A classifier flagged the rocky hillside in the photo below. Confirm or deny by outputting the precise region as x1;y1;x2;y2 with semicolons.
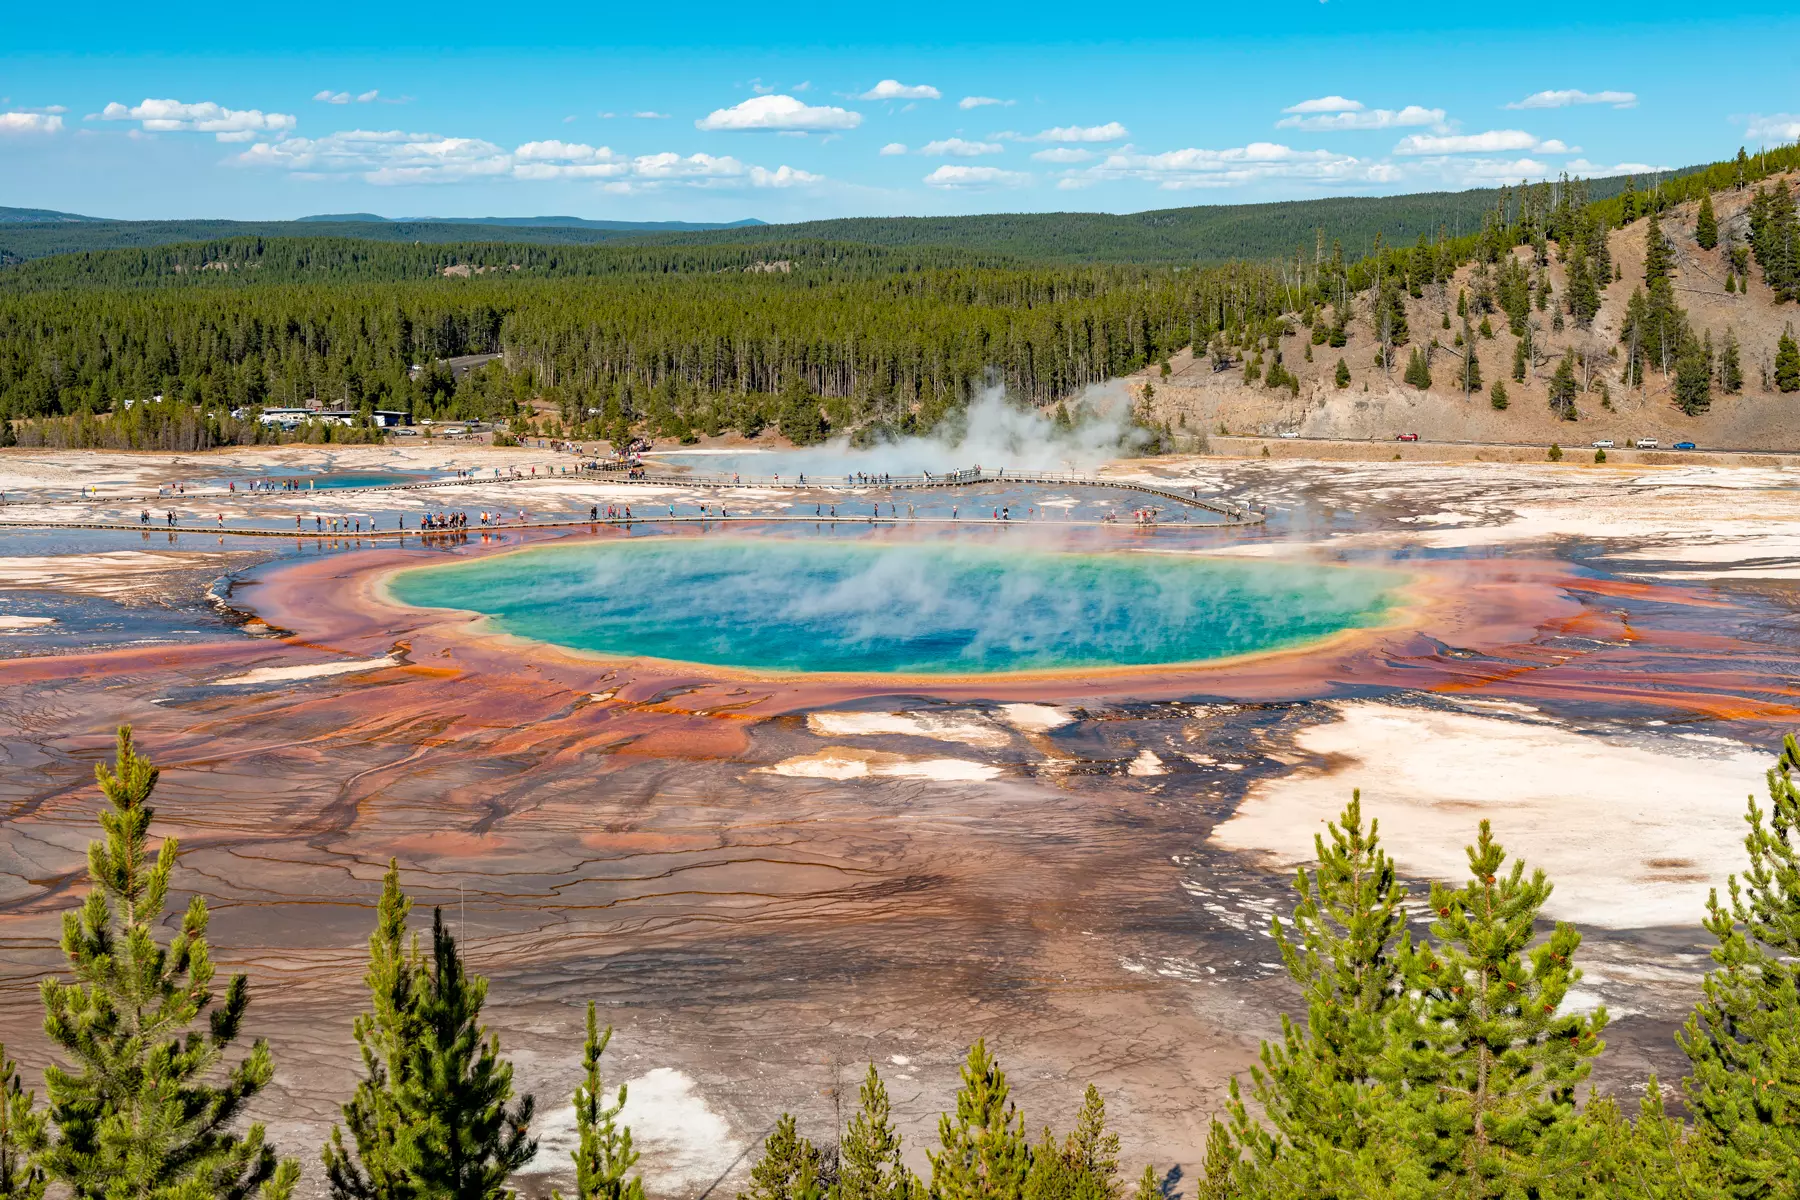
1145;174;1800;451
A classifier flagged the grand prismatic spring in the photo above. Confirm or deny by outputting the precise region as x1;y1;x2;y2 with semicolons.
4;438;1800;1191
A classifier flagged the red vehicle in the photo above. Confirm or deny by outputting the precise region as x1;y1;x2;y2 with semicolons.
1396;433;1420;441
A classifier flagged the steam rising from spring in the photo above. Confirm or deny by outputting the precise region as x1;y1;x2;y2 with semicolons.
651;383;1148;477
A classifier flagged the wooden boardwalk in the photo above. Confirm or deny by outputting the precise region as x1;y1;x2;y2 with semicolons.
0;464;1265;527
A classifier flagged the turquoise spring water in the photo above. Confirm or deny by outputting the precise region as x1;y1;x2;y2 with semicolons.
387;538;1398;675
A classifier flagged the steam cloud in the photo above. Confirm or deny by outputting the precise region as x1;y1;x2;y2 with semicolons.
650;382;1149;478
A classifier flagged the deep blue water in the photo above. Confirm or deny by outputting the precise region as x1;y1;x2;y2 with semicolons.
387;538;1397;675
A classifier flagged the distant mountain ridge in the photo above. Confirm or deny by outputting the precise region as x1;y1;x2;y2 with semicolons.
294;213;767;231
0;160;1713;265
0;206;108;224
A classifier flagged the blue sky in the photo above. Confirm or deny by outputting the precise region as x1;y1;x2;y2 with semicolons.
2;0;1796;222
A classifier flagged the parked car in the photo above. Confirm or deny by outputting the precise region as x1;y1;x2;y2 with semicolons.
1636;438;1660;450
1279;431;1300;439
1396;432;1420;441
1673;441;1697;450
1591;439;1614;449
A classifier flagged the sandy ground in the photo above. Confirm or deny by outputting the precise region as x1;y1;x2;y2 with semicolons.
2;446;1800;1195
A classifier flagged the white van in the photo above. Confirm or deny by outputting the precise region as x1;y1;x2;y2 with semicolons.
1591;439;1614;449
1636;438;1659;450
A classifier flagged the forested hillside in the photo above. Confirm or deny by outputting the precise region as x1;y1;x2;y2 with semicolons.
2;143;1796;452
0;161;1705;267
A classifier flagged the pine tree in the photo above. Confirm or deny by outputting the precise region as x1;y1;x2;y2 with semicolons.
1131;1165;1162;1200
741;1114;829;1200
839;1065;915;1200
1333;359;1350;389
1511;339;1527;383
1678;734;1800;1196
1697;191;1720;250
1221;794;1418;1198
1060;1087;1118;1197
1490;380;1509;411
325;864;536;1200
1676;331;1714;415
1777;329;1800;394
1721;328;1744;394
1549;349;1579;419
1403;346;1432;390
1644;208;1673;287
1384;822;1607;1195
0;1044;46;1200
38;727;298;1200
778;374;826;446
929;1041;1030;1200
553;1003;641;1200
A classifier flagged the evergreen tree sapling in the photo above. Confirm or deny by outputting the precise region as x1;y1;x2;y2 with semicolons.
930;1041;1030;1200
1549;350;1579;419
1403;347;1432;391
1490;381;1509;411
741;1115;830;1200
1777;329;1800;394
1697;191;1719;251
38;727;298;1200
1720;328;1745;394
1677;734;1800;1195
1676;331;1715;415
1022;1085;1120;1200
1333;359;1351;389
554;1003;642;1200
0;1044;46;1200
1220;793;1419;1198
839;1065;916;1200
1385;822;1607;1194
324;863;536;1200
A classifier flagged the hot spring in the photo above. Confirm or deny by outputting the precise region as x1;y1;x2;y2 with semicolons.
386;538;1400;675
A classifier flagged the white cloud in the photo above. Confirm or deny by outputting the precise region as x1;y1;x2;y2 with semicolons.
510;140;630;179
749;164;823;187
1025;122;1128;143
315;90;350;104
923;164;1030;189
358;89;380;103
879;142;908;155
236;128;821;190
597;111;616;119
920;137;1003;157
1282;96;1364;114
1507;89;1638;110
859;80;941;101
1564;158;1670;177
1745;113;1800;144
634;111;670;120
100;98;297;141
1403;156;1553;186
1067;142;1368;190
1031;147;1092;163
0;112;63;135
695;94;860;132
235;129;512;183
1393;130;1574;155
959;96;1013;110
1278;105;1448;133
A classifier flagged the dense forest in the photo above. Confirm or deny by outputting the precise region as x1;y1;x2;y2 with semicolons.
0;158;1717;267
1;142;1797;451
7;725;1800;1199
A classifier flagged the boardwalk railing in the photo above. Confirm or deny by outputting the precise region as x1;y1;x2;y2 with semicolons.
585;465;1265;523
2;462;1264;525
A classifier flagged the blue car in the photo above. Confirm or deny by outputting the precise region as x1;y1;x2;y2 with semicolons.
1673;441;1697;450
